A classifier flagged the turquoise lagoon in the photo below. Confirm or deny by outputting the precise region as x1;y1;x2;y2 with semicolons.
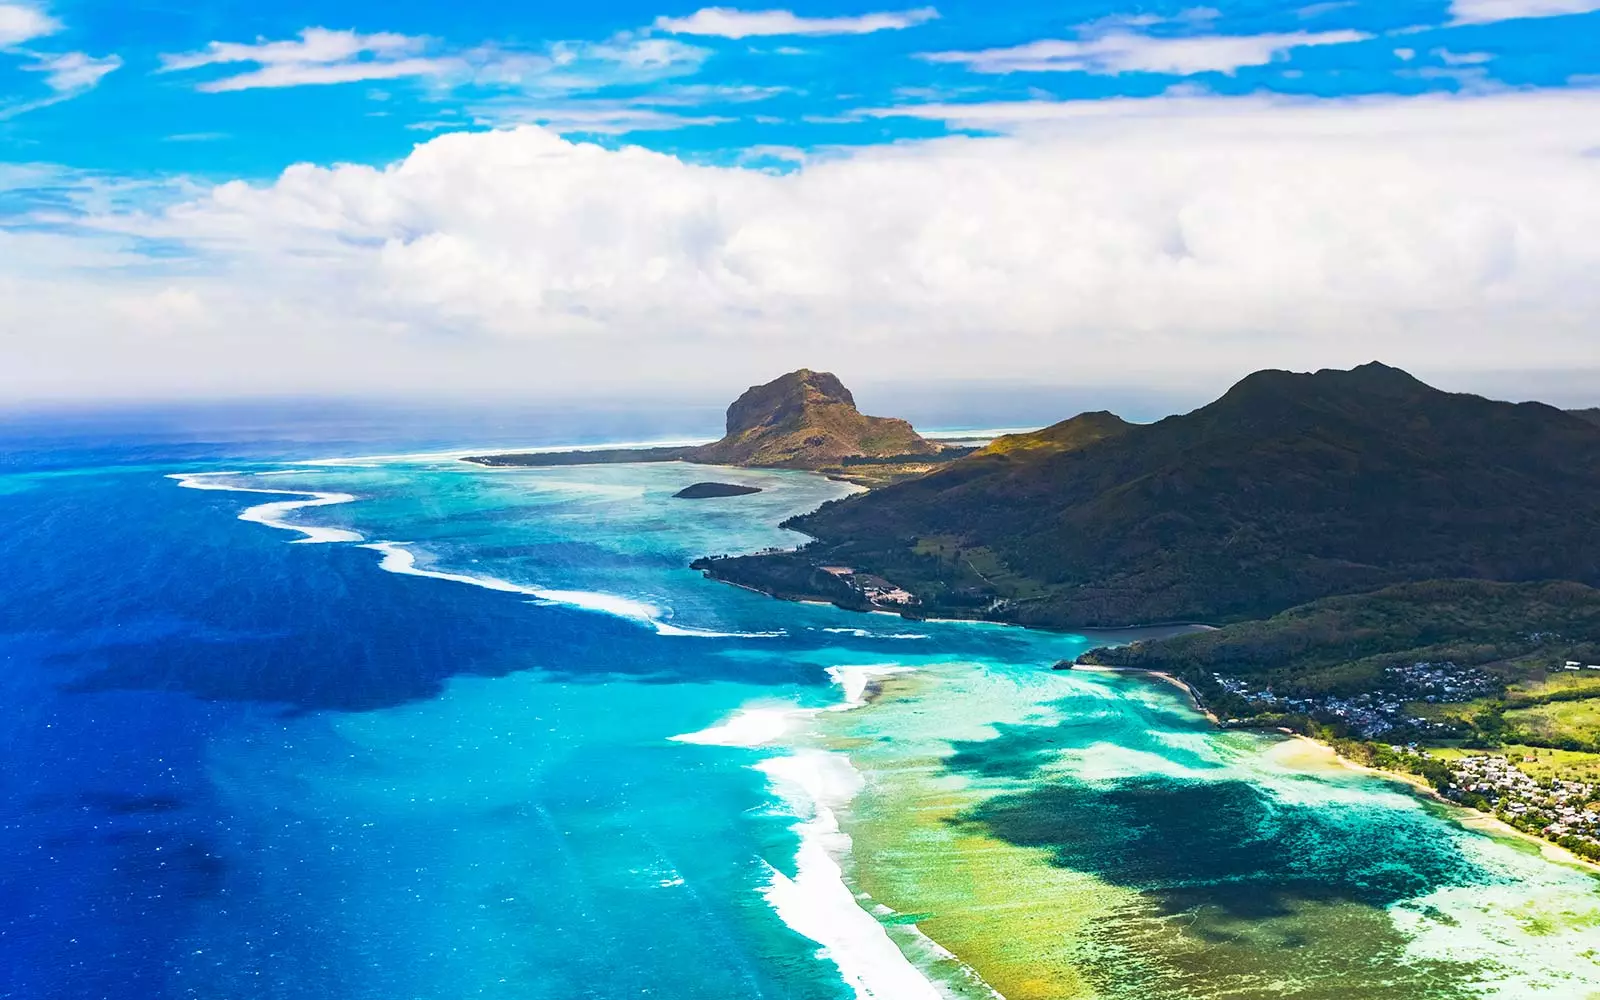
4;450;1598;999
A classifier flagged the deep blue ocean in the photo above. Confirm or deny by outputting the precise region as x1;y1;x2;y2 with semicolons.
4;406;1598;1000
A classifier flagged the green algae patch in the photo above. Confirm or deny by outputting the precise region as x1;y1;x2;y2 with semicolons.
810;659;1600;999
845;768;1112;1000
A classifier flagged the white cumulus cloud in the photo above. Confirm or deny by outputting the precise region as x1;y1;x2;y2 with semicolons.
158;27;710;108
1450;0;1600;23
23;50;123;92
0;2;57;46
160;27;448;92
654;6;938;37
922;28;1368;75
3;90;1600;401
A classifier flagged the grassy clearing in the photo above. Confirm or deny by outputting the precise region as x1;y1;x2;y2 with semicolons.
1506;699;1600;749
1499;745;1600;784
1419;745;1600;785
1408;698;1497;725
910;536;1051;600
1506;671;1600;704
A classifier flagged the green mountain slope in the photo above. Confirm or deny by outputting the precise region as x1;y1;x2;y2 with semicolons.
716;363;1600;626
1079;578;1600;697
976;411;1131;457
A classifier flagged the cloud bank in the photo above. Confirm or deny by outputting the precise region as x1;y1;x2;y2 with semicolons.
1449;0;1600;24
0;2;56;46
160;28;448;91
23;50;122;92
4;90;1599;401
654;6;939;37
922;28;1368;75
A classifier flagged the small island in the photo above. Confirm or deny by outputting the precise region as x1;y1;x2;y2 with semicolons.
674;482;763;499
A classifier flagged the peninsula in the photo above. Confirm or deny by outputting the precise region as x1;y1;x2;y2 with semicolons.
681;362;1600;864
463;368;973;486
696;362;1600;626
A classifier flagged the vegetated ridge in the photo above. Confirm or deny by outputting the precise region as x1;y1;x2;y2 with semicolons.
696;362;1600;627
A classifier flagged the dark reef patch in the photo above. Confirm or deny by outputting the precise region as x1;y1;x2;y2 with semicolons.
674;482;763;499
959;774;1482;917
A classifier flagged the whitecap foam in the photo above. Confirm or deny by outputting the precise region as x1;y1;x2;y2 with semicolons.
669;705;813;747
363;541;780;638
670;664;916;745
364;541;541;595
822;627;931;641
530;586;666;623
652;621;787;639
238;495;363;543
756;751;948;1000
826;664;916;709
168;471;363;544
670;663;955;997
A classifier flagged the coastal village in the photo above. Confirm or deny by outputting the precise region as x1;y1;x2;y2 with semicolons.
1204;659;1600;862
1213;661;1500;740
1431;751;1600;851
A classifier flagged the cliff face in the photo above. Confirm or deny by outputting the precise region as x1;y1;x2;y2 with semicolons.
687;369;939;469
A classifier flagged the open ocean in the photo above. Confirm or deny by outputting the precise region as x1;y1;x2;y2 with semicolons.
4;410;1599;1000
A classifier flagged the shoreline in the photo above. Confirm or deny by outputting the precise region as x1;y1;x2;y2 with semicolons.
1284;732;1600;876
1070;664;1221;723
692;556;1216;636
1066;661;1600;877
1086;662;1600;878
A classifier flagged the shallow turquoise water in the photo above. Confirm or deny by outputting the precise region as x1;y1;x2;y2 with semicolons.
6;453;1599;999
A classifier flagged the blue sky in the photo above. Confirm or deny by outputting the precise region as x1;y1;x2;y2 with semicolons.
1;2;1598;403
3;0;1596;178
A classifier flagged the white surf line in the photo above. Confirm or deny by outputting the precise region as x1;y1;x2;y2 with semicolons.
668;664;915;747
299;436;718;467
826;664;917;710
670;665;962;1000
362;540;784;639
822;627;931;640
167;471;363;544
668;705;809;747
757;750;948;1000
